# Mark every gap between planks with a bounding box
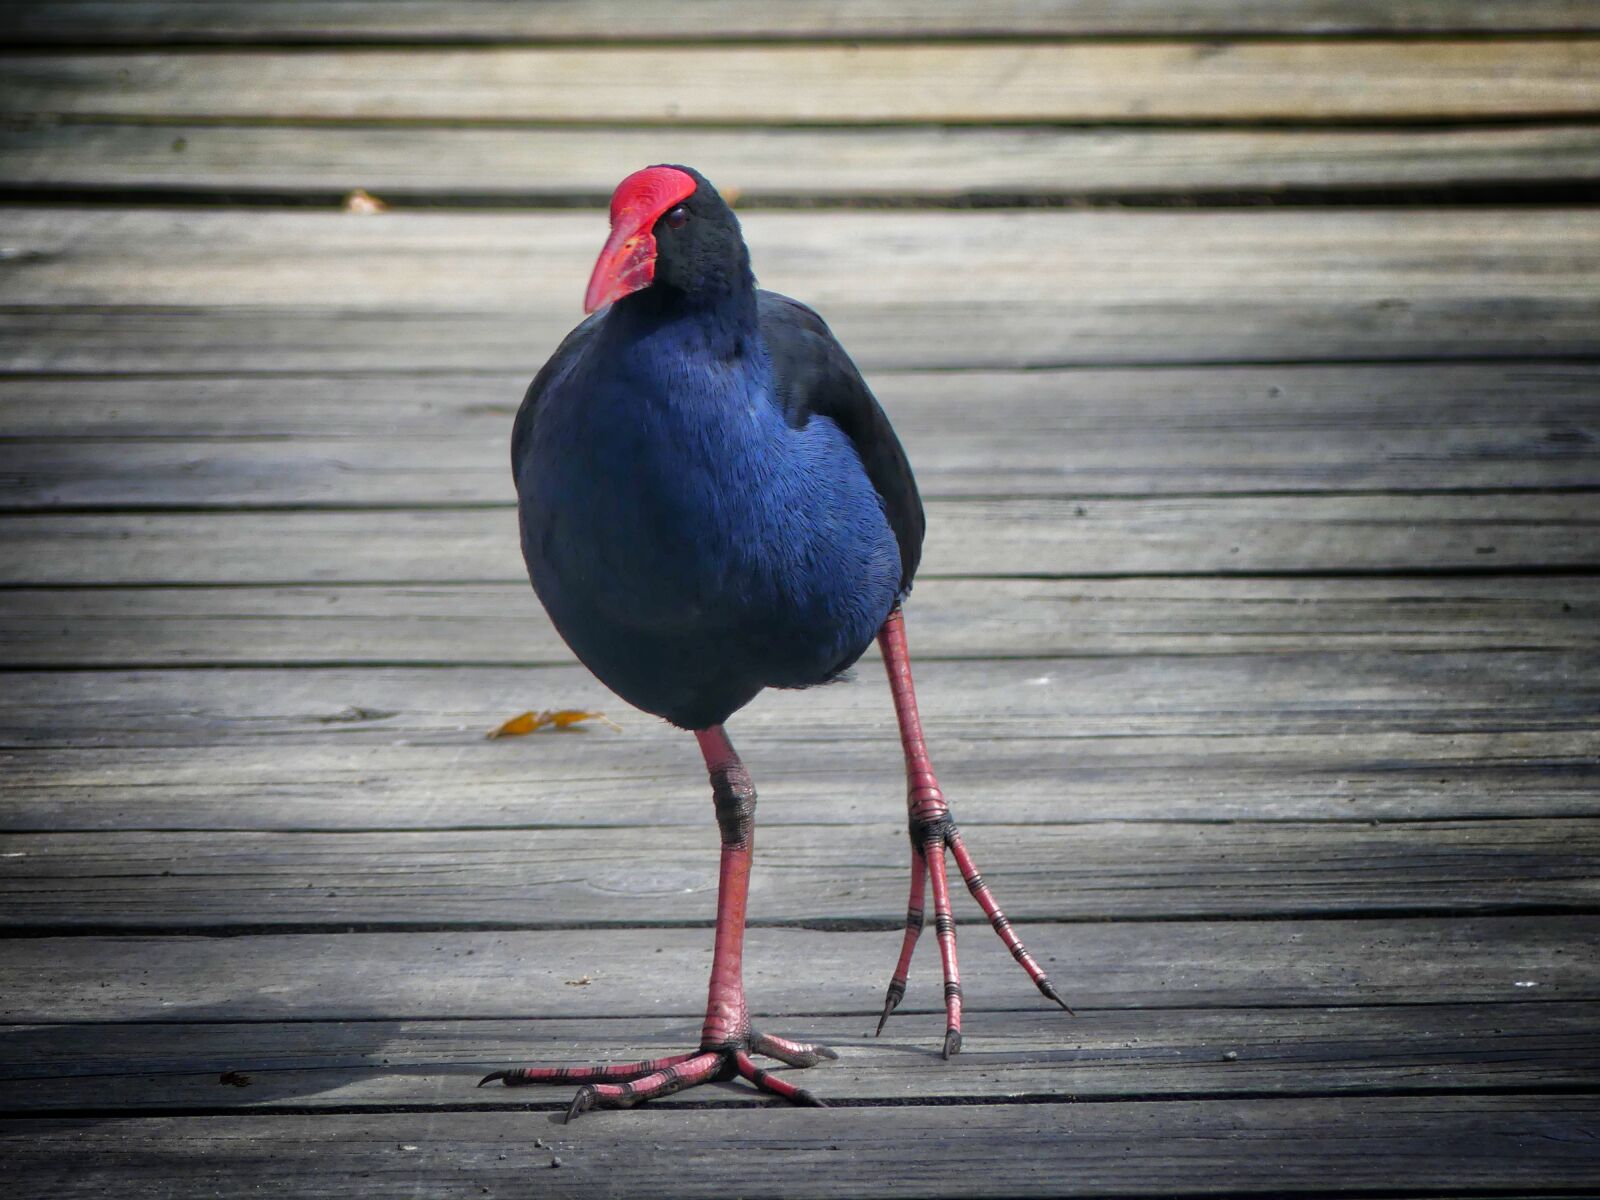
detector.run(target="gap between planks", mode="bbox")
[7,1,1600,43]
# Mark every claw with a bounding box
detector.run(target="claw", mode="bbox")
[564,1085,599,1124]
[875,979,905,1035]
[1038,978,1076,1016]
[943,1029,962,1060]
[477,1070,508,1088]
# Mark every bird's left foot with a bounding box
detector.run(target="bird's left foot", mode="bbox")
[477,1032,836,1121]
[877,817,1073,1056]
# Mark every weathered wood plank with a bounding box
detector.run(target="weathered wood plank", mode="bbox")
[7,1096,1599,1198]
[6,43,1599,123]
[4,1097,1598,1199]
[5,208,1595,370]
[14,301,1598,372]
[4,577,1593,668]
[6,730,1596,831]
[10,433,1600,506]
[3,819,1593,929]
[2,495,1591,584]
[2,918,1591,1021]
[2,656,1595,828]
[4,1003,1594,1111]
[7,365,1598,506]
[3,655,1594,751]
[10,206,1595,316]
[4,363,1596,443]
[9,363,1599,502]
[7,123,1599,199]
[6,1,1599,43]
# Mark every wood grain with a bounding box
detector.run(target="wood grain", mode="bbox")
[2,494,1591,584]
[7,729,1597,832]
[7,123,1599,200]
[4,577,1592,668]
[8,654,1592,746]
[5,1097,1598,1198]
[7,364,1598,507]
[6,1,1599,43]
[8,206,1594,314]
[3,917,1592,1020]
[4,652,1593,831]
[4,819,1593,929]
[4,1004,1594,1111]
[5,362,1599,440]
[4,208,1595,371]
[6,42,1600,123]
[3,2,1596,1190]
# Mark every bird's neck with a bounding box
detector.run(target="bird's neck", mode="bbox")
[611,275,759,363]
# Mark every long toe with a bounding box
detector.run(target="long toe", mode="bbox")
[734,1051,827,1107]
[480,1051,704,1088]
[946,827,1074,1015]
[559,1050,725,1121]
[751,1032,838,1068]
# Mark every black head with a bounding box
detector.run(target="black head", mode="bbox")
[583,165,752,314]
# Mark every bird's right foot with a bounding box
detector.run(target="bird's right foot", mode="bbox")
[875,607,1072,1056]
[477,1031,836,1122]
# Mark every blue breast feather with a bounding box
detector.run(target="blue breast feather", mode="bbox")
[516,305,902,729]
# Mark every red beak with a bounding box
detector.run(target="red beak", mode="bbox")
[583,166,699,314]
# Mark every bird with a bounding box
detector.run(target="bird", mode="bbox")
[479,165,1070,1121]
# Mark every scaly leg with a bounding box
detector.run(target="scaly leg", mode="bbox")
[874,607,1072,1055]
[478,725,836,1118]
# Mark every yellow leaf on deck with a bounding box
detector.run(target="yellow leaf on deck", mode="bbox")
[487,709,621,739]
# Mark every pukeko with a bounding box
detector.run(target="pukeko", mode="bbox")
[480,165,1069,1120]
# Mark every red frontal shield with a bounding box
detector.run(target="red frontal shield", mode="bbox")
[583,166,699,313]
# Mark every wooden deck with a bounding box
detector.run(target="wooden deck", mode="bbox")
[2,3,1599,1195]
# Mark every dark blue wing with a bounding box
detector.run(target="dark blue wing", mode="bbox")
[758,290,925,594]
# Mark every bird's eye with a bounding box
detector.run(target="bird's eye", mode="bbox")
[663,205,690,229]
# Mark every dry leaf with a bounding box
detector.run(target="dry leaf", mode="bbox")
[342,188,388,214]
[564,975,592,987]
[487,709,622,739]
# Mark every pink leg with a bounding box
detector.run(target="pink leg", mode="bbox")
[874,607,1072,1053]
[478,725,836,1118]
